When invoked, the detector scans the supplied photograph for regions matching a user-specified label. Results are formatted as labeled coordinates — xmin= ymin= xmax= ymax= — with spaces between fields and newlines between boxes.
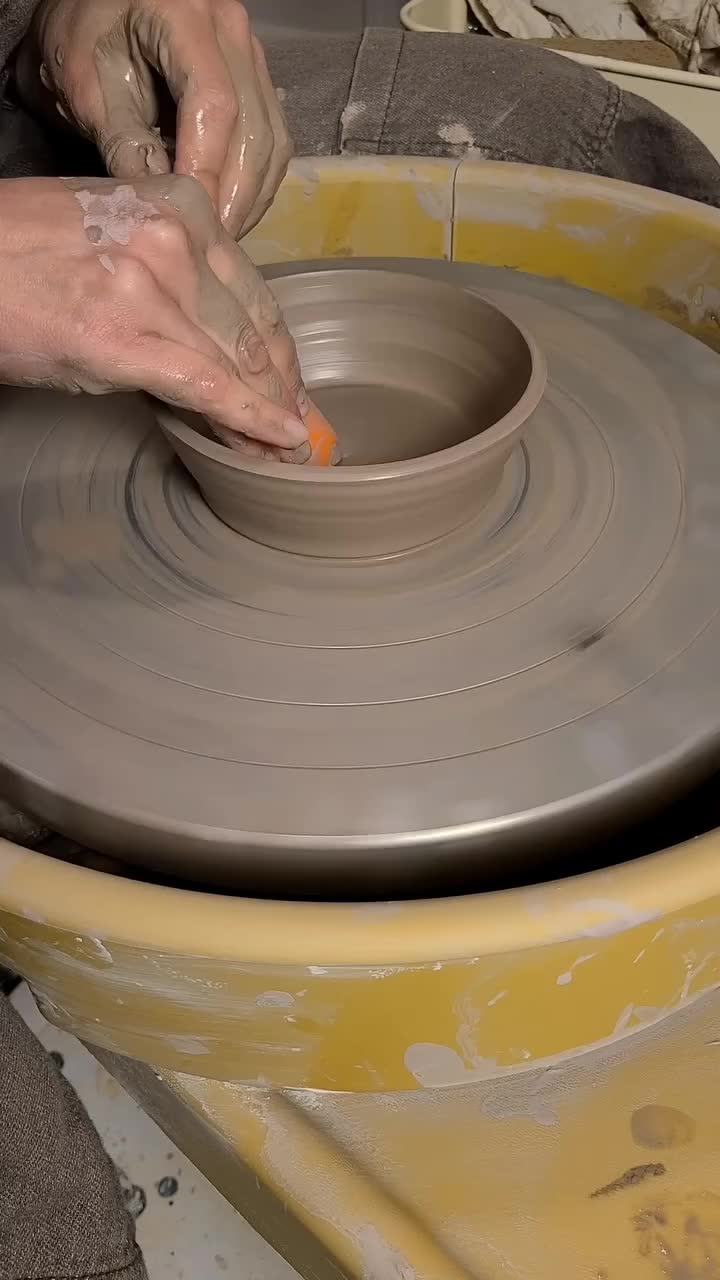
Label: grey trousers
xmin=0 ymin=993 xmax=147 ymax=1280
xmin=1 ymin=20 xmax=720 ymax=1280
xmin=266 ymin=29 xmax=720 ymax=206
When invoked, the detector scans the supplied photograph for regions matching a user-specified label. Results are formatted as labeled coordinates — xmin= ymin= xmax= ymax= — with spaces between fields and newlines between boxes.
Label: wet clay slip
xmin=2 ymin=262 xmax=720 ymax=897
xmin=157 ymin=270 xmax=546 ymax=558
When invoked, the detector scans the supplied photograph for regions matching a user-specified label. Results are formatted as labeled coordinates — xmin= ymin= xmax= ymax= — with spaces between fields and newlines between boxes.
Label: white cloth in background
xmin=545 ymin=0 xmax=649 ymax=38
xmin=466 ymin=0 xmax=720 ymax=74
xmin=468 ymin=0 xmax=556 ymax=36
xmin=467 ymin=0 xmax=649 ymax=39
xmin=635 ymin=0 xmax=720 ymax=72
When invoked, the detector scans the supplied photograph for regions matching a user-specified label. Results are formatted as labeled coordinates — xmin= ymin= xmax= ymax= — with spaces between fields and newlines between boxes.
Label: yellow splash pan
xmin=2 ymin=158 xmax=720 ymax=1280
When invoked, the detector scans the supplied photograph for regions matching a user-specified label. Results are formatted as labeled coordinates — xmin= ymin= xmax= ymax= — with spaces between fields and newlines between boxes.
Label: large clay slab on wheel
xmin=1 ymin=262 xmax=720 ymax=896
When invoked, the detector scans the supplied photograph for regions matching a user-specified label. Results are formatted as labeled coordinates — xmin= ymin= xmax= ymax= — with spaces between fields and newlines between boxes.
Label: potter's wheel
xmin=2 ymin=261 xmax=720 ymax=896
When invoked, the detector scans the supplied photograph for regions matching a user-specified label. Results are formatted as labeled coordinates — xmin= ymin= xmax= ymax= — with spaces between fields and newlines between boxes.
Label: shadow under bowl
xmin=155 ymin=269 xmax=547 ymax=559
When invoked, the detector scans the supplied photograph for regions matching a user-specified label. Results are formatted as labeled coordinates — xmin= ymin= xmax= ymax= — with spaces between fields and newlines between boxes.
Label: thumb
xmin=89 ymin=79 xmax=171 ymax=180
xmin=101 ymin=121 xmax=172 ymax=181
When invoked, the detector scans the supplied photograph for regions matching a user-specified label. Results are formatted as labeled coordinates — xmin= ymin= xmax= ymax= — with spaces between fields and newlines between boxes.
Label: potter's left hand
xmin=15 ymin=0 xmax=291 ymax=238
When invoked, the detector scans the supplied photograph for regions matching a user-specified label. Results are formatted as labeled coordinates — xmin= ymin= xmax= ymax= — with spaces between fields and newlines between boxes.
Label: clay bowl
xmin=156 ymin=270 xmax=546 ymax=558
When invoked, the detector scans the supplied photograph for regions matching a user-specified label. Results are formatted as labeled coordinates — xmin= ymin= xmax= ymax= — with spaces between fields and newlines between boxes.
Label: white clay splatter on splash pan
xmin=256 ymin=991 xmax=295 ymax=1009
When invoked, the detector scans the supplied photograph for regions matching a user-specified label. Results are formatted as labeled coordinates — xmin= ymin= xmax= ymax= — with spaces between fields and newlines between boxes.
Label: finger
xmin=61 ymin=43 xmax=171 ymax=179
xmin=255 ymin=295 xmax=305 ymax=413
xmin=111 ymin=334 xmax=306 ymax=450
xmin=207 ymin=238 xmax=306 ymax=411
xmin=133 ymin=213 xmax=296 ymax=418
xmin=89 ymin=251 xmax=306 ymax=450
xmin=211 ymin=4 xmax=273 ymax=236
xmin=101 ymin=117 xmax=172 ymax=181
xmin=211 ymin=423 xmax=311 ymax=464
xmin=129 ymin=272 xmax=304 ymax=463
xmin=235 ymin=266 xmax=304 ymax=410
xmin=233 ymin=35 xmax=292 ymax=237
xmin=155 ymin=13 xmax=240 ymax=212
xmin=95 ymin=54 xmax=170 ymax=178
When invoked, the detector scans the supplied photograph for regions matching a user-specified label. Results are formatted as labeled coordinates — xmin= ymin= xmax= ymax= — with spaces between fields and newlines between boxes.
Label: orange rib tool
xmin=304 ymin=399 xmax=341 ymax=467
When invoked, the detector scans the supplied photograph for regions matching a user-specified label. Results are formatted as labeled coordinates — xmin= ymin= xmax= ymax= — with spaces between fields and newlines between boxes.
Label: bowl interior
xmin=278 ymin=270 xmax=535 ymax=466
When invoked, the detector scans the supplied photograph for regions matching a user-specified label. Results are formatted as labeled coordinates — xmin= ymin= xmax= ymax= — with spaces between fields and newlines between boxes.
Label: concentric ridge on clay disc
xmin=1 ymin=262 xmax=720 ymax=895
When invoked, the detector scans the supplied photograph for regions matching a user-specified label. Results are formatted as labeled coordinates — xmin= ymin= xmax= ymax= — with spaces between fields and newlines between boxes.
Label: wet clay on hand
xmin=15 ymin=0 xmax=291 ymax=236
xmin=0 ymin=173 xmax=309 ymax=460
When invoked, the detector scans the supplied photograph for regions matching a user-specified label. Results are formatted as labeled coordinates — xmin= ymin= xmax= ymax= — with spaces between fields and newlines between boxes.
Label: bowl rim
xmin=155 ymin=270 xmax=548 ymax=484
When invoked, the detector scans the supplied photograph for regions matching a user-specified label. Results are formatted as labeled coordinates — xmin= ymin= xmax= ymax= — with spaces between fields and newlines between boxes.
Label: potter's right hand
xmin=0 ymin=173 xmax=310 ymax=461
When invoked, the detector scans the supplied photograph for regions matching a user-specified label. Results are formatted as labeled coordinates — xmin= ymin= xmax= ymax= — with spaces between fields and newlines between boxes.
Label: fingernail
xmin=235 ymin=438 xmax=264 ymax=458
xmin=283 ymin=415 xmax=308 ymax=446
xmin=144 ymin=144 xmax=171 ymax=175
xmin=278 ymin=440 xmax=311 ymax=465
xmin=296 ymin=385 xmax=309 ymax=416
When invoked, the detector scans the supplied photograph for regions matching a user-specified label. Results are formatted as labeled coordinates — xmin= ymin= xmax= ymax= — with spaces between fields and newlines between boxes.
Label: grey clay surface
xmin=158 ymin=270 xmax=546 ymax=558
xmin=2 ymin=261 xmax=720 ymax=897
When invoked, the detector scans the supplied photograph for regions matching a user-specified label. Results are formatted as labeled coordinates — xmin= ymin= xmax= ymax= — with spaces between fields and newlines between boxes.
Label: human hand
xmin=15 ymin=0 xmax=291 ymax=238
xmin=0 ymin=174 xmax=310 ymax=461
